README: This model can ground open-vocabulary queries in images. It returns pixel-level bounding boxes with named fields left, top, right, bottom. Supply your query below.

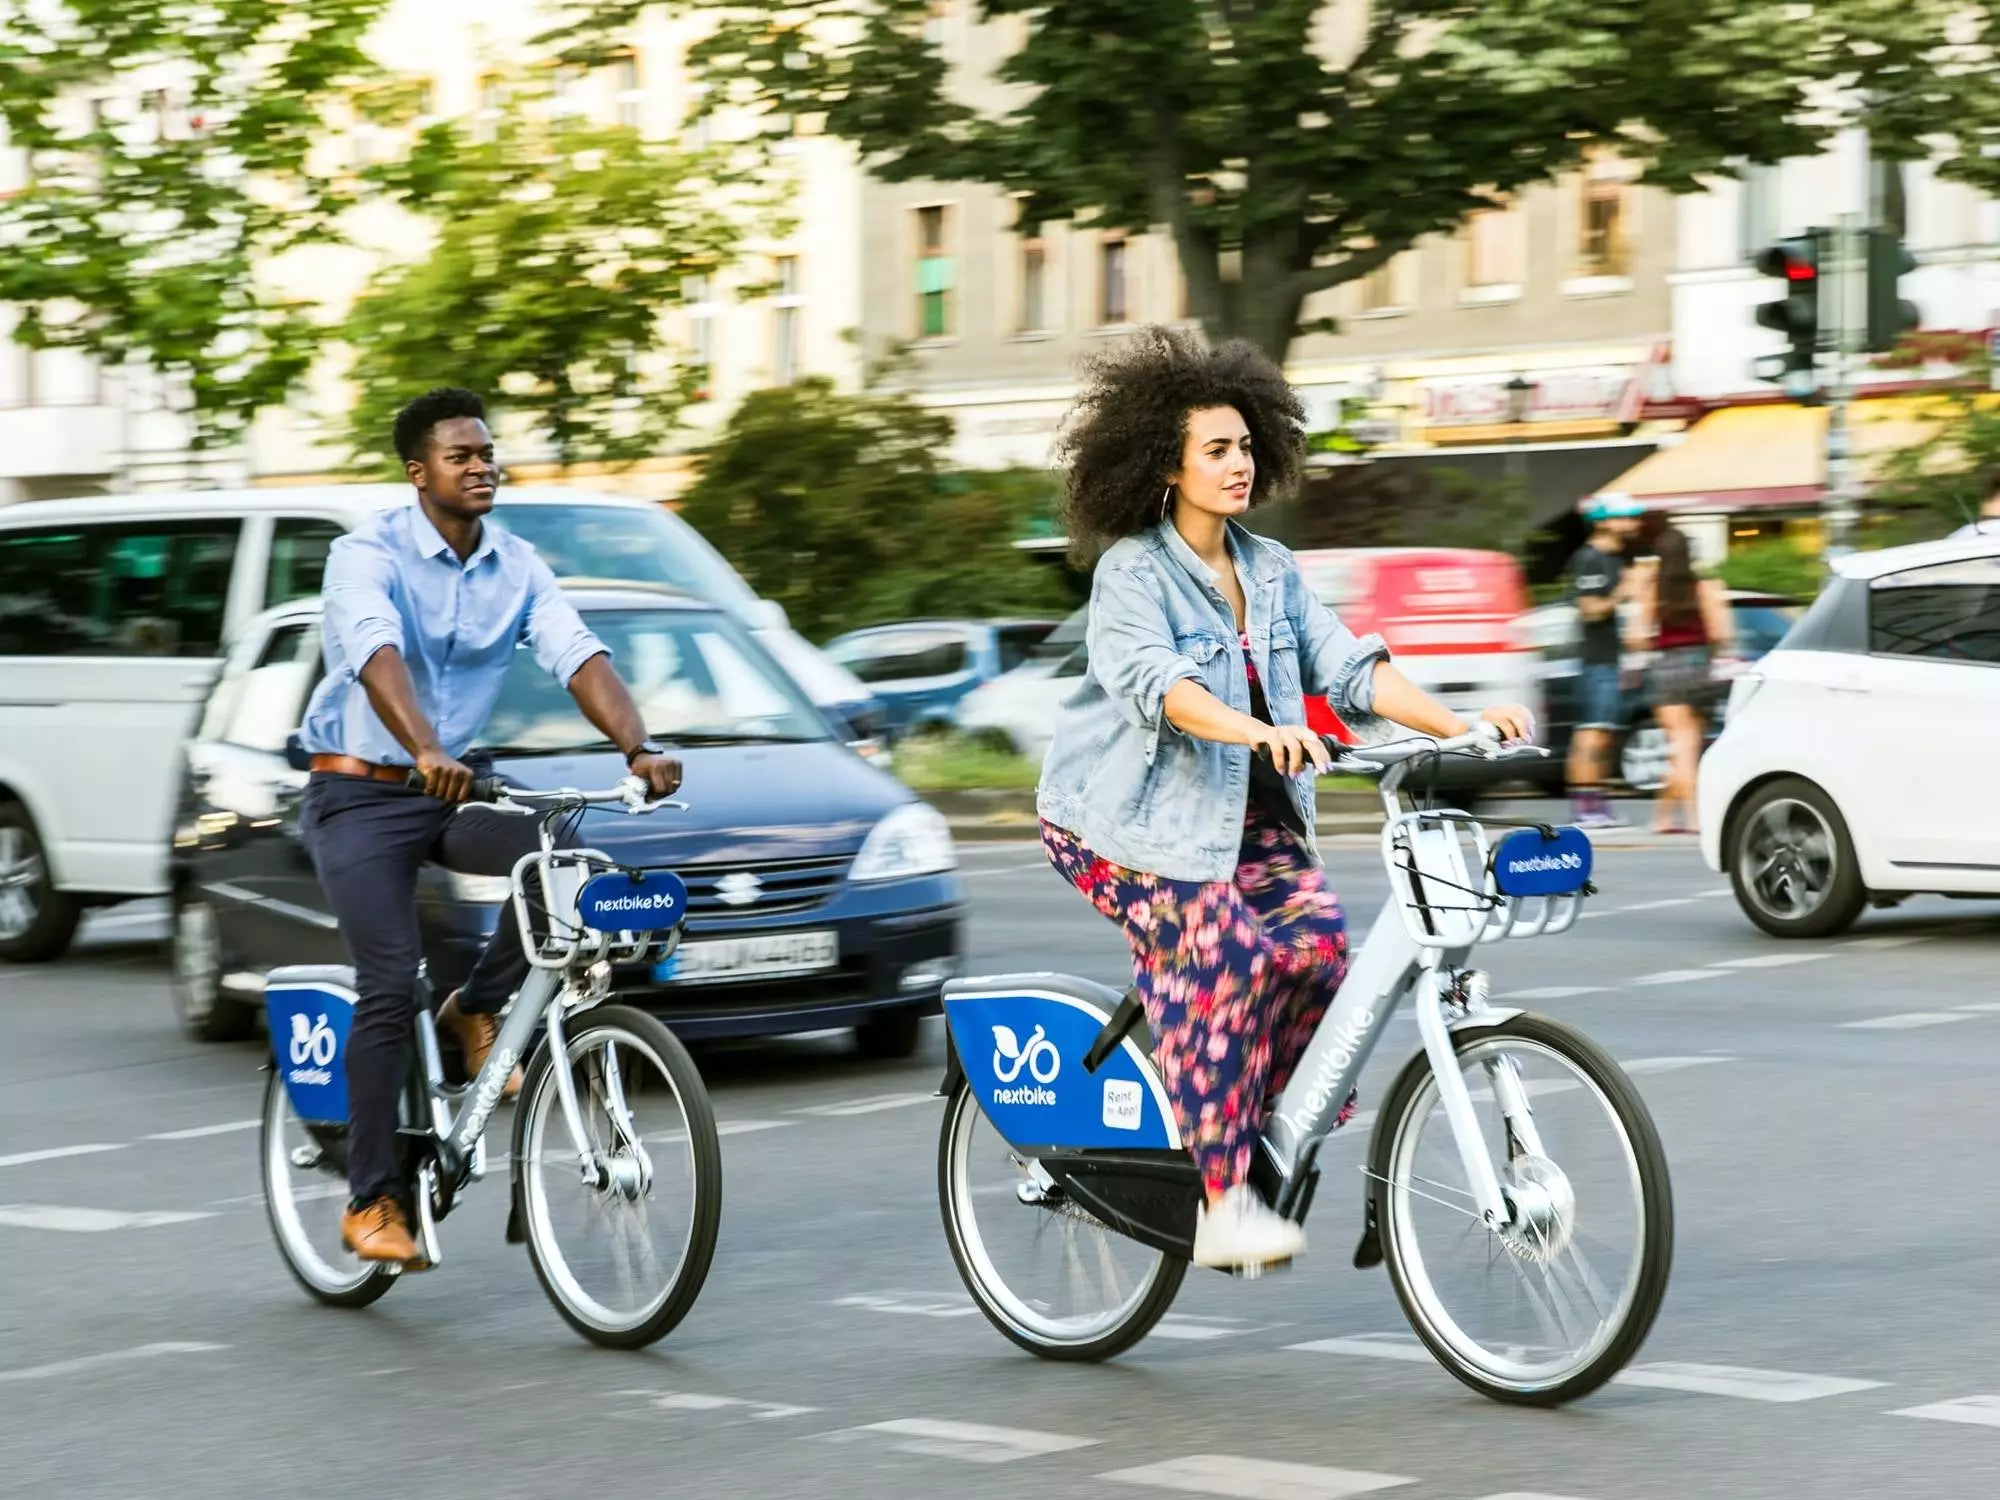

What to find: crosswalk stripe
left=1615, top=1362, right=1885, bottom=1402
left=0, top=1204, right=216, bottom=1233
left=147, top=1120, right=259, bottom=1140
left=1839, top=1013, right=1975, bottom=1030
left=1713, top=953, right=1830, bottom=969
left=0, top=1143, right=126, bottom=1168
left=1891, top=1395, right=2000, bottom=1428
left=1098, top=1454, right=1413, bottom=1498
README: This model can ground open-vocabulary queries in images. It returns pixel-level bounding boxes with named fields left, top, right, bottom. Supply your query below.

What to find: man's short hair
left=393, top=387, right=488, bottom=464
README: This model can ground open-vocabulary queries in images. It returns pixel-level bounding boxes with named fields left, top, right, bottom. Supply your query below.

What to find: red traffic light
left=1785, top=261, right=1816, bottom=282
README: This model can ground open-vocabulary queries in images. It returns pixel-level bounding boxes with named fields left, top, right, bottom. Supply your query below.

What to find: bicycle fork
left=545, top=1000, right=653, bottom=1197
left=1413, top=966, right=1541, bottom=1231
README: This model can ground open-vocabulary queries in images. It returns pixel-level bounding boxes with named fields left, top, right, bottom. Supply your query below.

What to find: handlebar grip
left=402, top=767, right=507, bottom=803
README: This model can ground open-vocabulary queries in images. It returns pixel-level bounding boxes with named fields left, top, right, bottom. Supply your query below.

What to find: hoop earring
left=1160, top=485, right=1173, bottom=521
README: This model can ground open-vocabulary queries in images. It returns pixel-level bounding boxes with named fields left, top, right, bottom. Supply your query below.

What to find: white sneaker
left=1192, top=1185, right=1306, bottom=1270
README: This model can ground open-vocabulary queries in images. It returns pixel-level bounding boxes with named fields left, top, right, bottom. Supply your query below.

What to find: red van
left=1293, top=548, right=1541, bottom=749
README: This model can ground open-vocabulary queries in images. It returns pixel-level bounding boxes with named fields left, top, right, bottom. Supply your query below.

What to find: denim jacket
left=1037, top=519, right=1389, bottom=883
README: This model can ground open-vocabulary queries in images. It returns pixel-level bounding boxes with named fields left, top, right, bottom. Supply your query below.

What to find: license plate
left=654, top=930, right=839, bottom=984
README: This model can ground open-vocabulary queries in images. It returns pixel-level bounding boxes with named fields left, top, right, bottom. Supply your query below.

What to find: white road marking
left=1480, top=1494, right=1598, bottom=1500
left=1954, top=1003, right=2000, bottom=1014
left=0, top=1342, right=227, bottom=1383
left=1713, top=953, right=1830, bottom=969
left=833, top=1418, right=1098, bottom=1463
left=620, top=1390, right=818, bottom=1421
left=1621, top=898, right=1695, bottom=912
left=1891, top=1395, right=2000, bottom=1428
left=1623, top=1055, right=1737, bottom=1075
left=147, top=1120, right=259, bottom=1140
left=1099, top=1454, right=1413, bottom=1498
left=962, top=863, right=1056, bottom=878
left=0, top=1204, right=217, bottom=1232
left=1152, top=1315, right=1265, bottom=1342
left=1497, top=986, right=1605, bottom=1002
left=1846, top=935, right=1932, bottom=950
left=1696, top=888, right=1735, bottom=899
left=1839, top=1013, right=1976, bottom=1031
left=1287, top=1334, right=1433, bottom=1364
left=1630, top=969, right=1725, bottom=986
left=1615, top=1362, right=1885, bottom=1402
left=832, top=1293, right=978, bottom=1319
left=793, top=1093, right=938, bottom=1117
left=0, top=1143, right=126, bottom=1169
left=85, top=907, right=171, bottom=929
left=646, top=1120, right=795, bottom=1143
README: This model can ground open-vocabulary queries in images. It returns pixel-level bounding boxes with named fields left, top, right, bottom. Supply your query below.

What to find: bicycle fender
left=935, top=1029, right=965, bottom=1101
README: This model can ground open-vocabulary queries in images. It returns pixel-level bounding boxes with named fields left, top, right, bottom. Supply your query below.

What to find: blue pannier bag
left=1490, top=825, right=1593, bottom=899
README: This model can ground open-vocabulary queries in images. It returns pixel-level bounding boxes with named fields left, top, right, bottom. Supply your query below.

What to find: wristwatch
left=625, top=739, right=666, bottom=766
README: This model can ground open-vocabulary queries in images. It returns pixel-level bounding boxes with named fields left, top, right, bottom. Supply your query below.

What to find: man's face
left=408, top=416, right=498, bottom=518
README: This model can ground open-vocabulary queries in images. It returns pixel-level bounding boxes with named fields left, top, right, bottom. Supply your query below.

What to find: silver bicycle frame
left=1258, top=751, right=1580, bottom=1229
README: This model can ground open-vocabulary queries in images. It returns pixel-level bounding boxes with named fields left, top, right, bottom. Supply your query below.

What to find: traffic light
left=1754, top=230, right=1827, bottom=375
left=1864, top=229, right=1919, bottom=353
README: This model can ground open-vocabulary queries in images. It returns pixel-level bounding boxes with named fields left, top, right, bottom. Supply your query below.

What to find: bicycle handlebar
left=1251, top=721, right=1545, bottom=773
left=402, top=768, right=682, bottom=814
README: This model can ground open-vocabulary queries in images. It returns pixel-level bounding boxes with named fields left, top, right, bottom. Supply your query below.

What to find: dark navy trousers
left=298, top=770, right=553, bottom=1203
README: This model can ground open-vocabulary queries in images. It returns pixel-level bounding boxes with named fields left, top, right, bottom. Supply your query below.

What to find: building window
left=1738, top=162, right=1779, bottom=263
left=1019, top=235, right=1048, bottom=333
left=772, top=255, right=801, bottom=385
left=1099, top=235, right=1129, bottom=326
left=609, top=54, right=642, bottom=130
left=1356, top=249, right=1413, bottom=315
left=1577, top=150, right=1635, bottom=279
left=915, top=205, right=954, bottom=339
left=1465, top=205, right=1524, bottom=293
left=684, top=273, right=718, bottom=389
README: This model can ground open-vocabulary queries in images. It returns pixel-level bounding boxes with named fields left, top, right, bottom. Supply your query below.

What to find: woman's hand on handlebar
left=1475, top=704, right=1536, bottom=745
left=629, top=749, right=685, bottom=801
left=415, top=746, right=476, bottom=804
left=1247, top=722, right=1333, bottom=777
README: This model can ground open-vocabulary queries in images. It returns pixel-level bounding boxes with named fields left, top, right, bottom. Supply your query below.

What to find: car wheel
left=1619, top=722, right=1670, bottom=793
left=0, top=802, right=81, bottom=964
left=1728, top=778, right=1867, bottom=939
left=854, top=1007, right=924, bottom=1060
left=172, top=887, right=259, bottom=1041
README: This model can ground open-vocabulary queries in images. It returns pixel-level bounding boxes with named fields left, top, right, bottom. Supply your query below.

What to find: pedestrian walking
left=1563, top=494, right=1642, bottom=828
left=1628, top=514, right=1734, bottom=835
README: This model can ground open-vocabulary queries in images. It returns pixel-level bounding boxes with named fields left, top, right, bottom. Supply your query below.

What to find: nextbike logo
left=1505, top=851, right=1582, bottom=874
left=1276, top=1006, right=1373, bottom=1136
left=591, top=891, right=680, bottom=914
left=288, top=1013, right=336, bottom=1086
left=989, top=1023, right=1059, bottom=1105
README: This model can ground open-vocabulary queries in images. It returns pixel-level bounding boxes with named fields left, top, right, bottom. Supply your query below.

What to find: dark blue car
left=167, top=584, right=963, bottom=1059
left=822, top=618, right=1060, bottom=742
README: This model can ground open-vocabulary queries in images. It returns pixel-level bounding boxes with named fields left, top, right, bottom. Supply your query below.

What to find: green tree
left=1867, top=334, right=2000, bottom=546
left=342, top=93, right=782, bottom=474
left=0, top=0, right=388, bottom=447
left=677, top=378, right=1069, bottom=639
left=545, top=0, right=1988, bottom=367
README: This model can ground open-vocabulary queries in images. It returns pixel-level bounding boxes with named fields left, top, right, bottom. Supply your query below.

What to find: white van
left=0, top=484, right=876, bottom=962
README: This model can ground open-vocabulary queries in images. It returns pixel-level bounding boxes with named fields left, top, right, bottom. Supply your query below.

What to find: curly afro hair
left=1054, top=325, right=1306, bottom=564
left=394, top=386, right=488, bottom=465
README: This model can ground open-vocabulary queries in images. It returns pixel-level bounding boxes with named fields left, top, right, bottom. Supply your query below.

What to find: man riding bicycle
left=295, top=387, right=682, bottom=1269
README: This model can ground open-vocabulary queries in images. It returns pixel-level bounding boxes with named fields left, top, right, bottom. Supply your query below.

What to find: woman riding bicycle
left=1036, top=327, right=1532, bottom=1272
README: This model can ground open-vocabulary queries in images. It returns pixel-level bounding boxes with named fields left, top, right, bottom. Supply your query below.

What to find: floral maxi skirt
left=1040, top=810, right=1355, bottom=1198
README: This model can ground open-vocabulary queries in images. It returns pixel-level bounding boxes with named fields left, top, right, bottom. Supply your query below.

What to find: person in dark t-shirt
left=1566, top=494, right=1641, bottom=826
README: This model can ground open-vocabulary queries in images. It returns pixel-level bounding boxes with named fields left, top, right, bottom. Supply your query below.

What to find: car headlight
left=440, top=871, right=513, bottom=903
left=851, top=802, right=957, bottom=882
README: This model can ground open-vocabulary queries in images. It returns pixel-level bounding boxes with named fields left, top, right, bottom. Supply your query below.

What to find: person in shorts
left=1565, top=495, right=1641, bottom=827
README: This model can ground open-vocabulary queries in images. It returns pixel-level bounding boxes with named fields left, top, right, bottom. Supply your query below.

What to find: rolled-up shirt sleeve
left=1088, top=563, right=1203, bottom=738
left=1294, top=575, right=1390, bottom=718
left=522, top=553, right=609, bottom=685
left=321, top=532, right=406, bottom=682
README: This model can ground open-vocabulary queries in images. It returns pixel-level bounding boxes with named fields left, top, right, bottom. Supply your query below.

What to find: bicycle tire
left=937, top=1076, right=1186, bottom=1362
left=513, top=1004, right=721, bottom=1349
left=1369, top=1012, right=1673, bottom=1406
left=260, top=1070, right=397, bottom=1309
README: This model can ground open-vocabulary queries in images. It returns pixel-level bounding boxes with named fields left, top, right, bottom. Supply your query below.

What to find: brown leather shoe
left=340, top=1196, right=428, bottom=1269
left=439, top=991, right=521, bottom=1100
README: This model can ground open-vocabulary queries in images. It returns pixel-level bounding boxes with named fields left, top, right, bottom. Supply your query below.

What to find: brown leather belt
left=309, top=753, right=413, bottom=785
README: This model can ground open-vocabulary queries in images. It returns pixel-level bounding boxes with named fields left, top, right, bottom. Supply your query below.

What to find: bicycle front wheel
left=1371, top=1013, right=1673, bottom=1405
left=513, top=1004, right=721, bottom=1349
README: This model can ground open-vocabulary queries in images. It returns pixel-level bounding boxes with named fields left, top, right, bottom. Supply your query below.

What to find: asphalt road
left=4, top=841, right=2000, bottom=1500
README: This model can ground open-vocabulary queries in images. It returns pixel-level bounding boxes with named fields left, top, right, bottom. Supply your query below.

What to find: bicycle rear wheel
left=938, top=1077, right=1185, bottom=1361
left=513, top=1004, right=721, bottom=1349
left=260, top=1070, right=396, bottom=1308
left=1370, top=1013, right=1673, bottom=1405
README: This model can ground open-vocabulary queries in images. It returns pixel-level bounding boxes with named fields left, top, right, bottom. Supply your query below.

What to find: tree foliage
left=0, top=0, right=388, bottom=446
left=546, top=0, right=2000, bottom=366
left=342, top=93, right=780, bottom=475
left=677, top=378, right=1070, bottom=639
left=1868, top=338, right=2000, bottom=545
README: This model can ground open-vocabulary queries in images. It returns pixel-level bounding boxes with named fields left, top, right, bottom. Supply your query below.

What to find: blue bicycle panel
left=1491, top=826, right=1594, bottom=897
left=265, top=976, right=357, bottom=1125
left=946, top=987, right=1178, bottom=1152
left=576, top=869, right=688, bottom=933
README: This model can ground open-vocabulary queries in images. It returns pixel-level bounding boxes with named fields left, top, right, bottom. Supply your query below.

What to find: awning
left=1601, top=396, right=1972, bottom=513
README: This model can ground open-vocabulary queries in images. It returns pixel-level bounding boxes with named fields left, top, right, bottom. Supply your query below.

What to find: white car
left=1697, top=534, right=2000, bottom=937
left=953, top=607, right=1087, bottom=764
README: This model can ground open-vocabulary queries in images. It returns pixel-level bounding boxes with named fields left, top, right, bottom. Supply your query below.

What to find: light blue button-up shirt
left=299, top=505, right=609, bottom=765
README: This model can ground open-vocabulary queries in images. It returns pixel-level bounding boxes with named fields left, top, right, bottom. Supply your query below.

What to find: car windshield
left=478, top=608, right=827, bottom=752
left=488, top=502, right=760, bottom=612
